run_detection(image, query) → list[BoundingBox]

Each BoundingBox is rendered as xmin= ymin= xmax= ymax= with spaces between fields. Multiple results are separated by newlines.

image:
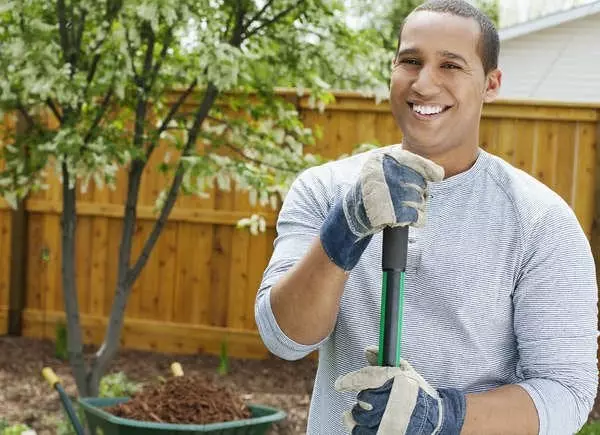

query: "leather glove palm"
xmin=320 ymin=148 xmax=444 ymax=271
xmin=335 ymin=347 xmax=466 ymax=435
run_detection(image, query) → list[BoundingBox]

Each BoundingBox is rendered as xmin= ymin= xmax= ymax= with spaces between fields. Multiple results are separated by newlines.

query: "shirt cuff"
xmin=255 ymin=286 xmax=328 ymax=360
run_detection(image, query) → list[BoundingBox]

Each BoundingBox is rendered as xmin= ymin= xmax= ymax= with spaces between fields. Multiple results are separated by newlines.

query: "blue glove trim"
xmin=438 ymin=388 xmax=467 ymax=435
xmin=320 ymin=199 xmax=372 ymax=271
xmin=352 ymin=379 xmax=393 ymax=429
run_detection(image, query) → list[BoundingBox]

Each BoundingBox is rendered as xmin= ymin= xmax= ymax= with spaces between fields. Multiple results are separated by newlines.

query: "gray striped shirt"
xmin=255 ymin=147 xmax=598 ymax=435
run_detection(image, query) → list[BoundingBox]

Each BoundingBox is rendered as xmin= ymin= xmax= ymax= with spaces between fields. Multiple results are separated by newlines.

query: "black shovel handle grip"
xmin=382 ymin=226 xmax=409 ymax=271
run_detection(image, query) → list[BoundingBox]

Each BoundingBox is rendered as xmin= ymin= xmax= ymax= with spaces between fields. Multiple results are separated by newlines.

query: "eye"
xmin=400 ymin=58 xmax=421 ymax=65
xmin=442 ymin=63 xmax=461 ymax=70
xmin=397 ymin=58 xmax=421 ymax=66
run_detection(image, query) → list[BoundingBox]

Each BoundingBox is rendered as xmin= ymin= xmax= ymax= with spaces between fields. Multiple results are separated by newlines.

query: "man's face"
xmin=390 ymin=11 xmax=501 ymax=158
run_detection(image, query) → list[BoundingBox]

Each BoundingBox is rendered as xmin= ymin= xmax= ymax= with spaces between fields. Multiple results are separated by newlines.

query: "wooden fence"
xmin=0 ymin=92 xmax=599 ymax=358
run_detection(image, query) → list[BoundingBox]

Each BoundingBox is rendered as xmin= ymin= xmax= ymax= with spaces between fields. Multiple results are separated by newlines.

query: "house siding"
xmin=498 ymin=13 xmax=600 ymax=103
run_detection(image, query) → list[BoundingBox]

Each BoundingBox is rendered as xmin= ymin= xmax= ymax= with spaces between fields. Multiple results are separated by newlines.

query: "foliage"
xmin=55 ymin=321 xmax=68 ymax=361
xmin=0 ymin=0 xmax=388 ymax=396
xmin=0 ymin=0 xmax=389 ymax=206
xmin=0 ymin=422 xmax=34 ymax=435
xmin=579 ymin=421 xmax=600 ymax=435
xmin=98 ymin=371 xmax=141 ymax=397
xmin=217 ymin=339 xmax=229 ymax=376
xmin=476 ymin=0 xmax=500 ymax=27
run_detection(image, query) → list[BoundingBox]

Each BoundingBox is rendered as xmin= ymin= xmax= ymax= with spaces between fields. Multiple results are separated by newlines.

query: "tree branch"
xmin=124 ymin=27 xmax=140 ymax=81
xmin=73 ymin=7 xmax=88 ymax=65
xmin=133 ymin=95 xmax=148 ymax=151
xmin=107 ymin=0 xmax=123 ymax=17
xmin=91 ymin=159 xmax=145 ymax=391
xmin=146 ymin=79 xmax=197 ymax=160
xmin=84 ymin=53 xmax=103 ymax=98
xmin=206 ymin=116 xmax=302 ymax=173
xmin=222 ymin=141 xmax=300 ymax=173
xmin=130 ymin=25 xmax=156 ymax=153
xmin=230 ymin=0 xmax=247 ymax=46
xmin=140 ymin=22 xmax=156 ymax=88
xmin=56 ymin=0 xmax=71 ymax=62
xmin=223 ymin=5 xmax=236 ymax=41
xmin=148 ymin=28 xmax=173 ymax=91
xmin=84 ymin=2 xmax=124 ymax=96
xmin=16 ymin=103 xmax=36 ymax=131
xmin=83 ymin=87 xmax=114 ymax=144
xmin=242 ymin=0 xmax=306 ymax=40
xmin=18 ymin=3 xmax=25 ymax=32
xmin=127 ymin=83 xmax=219 ymax=286
xmin=242 ymin=0 xmax=275 ymax=35
xmin=46 ymin=99 xmax=63 ymax=125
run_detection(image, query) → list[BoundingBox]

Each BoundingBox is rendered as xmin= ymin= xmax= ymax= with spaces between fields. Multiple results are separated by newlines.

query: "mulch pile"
xmin=106 ymin=375 xmax=251 ymax=425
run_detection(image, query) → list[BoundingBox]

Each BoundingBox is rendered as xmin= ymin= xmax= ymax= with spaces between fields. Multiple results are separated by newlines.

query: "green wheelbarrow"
xmin=42 ymin=363 xmax=287 ymax=435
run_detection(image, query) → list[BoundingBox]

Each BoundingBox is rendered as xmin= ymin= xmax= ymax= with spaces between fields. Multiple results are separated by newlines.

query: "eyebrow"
xmin=396 ymin=48 xmax=469 ymax=65
xmin=396 ymin=48 xmax=421 ymax=58
xmin=439 ymin=50 xmax=468 ymax=65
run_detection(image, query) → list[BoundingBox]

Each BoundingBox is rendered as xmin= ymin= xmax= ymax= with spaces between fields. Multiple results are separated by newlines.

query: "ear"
xmin=483 ymin=68 xmax=502 ymax=103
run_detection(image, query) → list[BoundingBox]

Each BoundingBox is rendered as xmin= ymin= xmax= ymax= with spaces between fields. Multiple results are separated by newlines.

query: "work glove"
xmin=335 ymin=347 xmax=466 ymax=435
xmin=319 ymin=148 xmax=444 ymax=271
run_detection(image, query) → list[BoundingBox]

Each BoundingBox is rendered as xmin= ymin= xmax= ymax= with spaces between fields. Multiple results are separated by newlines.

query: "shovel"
xmin=378 ymin=226 xmax=409 ymax=367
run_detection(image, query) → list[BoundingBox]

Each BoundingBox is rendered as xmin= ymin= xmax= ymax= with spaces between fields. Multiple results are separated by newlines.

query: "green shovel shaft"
xmin=379 ymin=226 xmax=409 ymax=367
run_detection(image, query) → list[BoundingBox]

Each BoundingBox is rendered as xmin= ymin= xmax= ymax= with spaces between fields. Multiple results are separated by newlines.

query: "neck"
xmin=402 ymin=142 xmax=480 ymax=179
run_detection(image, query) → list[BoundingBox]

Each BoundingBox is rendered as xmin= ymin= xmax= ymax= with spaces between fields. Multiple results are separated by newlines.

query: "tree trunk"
xmin=61 ymin=163 xmax=89 ymax=396
xmin=89 ymin=161 xmax=145 ymax=393
xmin=86 ymin=84 xmax=219 ymax=394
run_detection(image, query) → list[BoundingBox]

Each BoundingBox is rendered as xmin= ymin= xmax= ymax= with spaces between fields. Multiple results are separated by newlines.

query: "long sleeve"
xmin=514 ymin=203 xmax=598 ymax=434
xmin=254 ymin=166 xmax=333 ymax=360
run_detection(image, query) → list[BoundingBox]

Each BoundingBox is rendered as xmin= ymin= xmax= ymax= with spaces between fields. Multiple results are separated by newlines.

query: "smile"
xmin=408 ymin=102 xmax=452 ymax=119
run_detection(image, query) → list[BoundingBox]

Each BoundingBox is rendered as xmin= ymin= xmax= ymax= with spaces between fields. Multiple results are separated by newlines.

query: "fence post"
xmin=7 ymin=114 xmax=28 ymax=335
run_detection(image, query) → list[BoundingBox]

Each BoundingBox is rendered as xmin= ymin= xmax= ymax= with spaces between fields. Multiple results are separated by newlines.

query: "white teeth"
xmin=413 ymin=104 xmax=444 ymax=115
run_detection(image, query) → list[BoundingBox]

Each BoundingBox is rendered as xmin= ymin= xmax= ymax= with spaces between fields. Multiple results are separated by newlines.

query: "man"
xmin=255 ymin=1 xmax=598 ymax=434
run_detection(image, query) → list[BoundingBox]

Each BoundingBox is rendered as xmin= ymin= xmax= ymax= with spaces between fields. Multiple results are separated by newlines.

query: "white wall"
xmin=499 ymin=0 xmax=597 ymax=27
xmin=498 ymin=13 xmax=600 ymax=102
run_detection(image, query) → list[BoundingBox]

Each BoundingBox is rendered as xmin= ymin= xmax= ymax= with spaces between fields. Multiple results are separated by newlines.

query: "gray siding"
xmin=498 ymin=13 xmax=600 ymax=102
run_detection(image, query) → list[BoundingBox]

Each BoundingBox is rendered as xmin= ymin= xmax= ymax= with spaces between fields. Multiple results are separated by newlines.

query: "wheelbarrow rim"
xmin=78 ymin=397 xmax=287 ymax=431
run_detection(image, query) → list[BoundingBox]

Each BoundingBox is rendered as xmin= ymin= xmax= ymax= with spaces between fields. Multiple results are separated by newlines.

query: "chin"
xmin=401 ymin=135 xmax=444 ymax=153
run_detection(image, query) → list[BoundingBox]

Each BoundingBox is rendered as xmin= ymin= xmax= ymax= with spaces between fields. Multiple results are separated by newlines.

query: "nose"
xmin=411 ymin=65 xmax=441 ymax=97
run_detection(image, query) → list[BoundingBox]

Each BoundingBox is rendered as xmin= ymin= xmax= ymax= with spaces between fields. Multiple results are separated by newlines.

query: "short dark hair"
xmin=396 ymin=0 xmax=500 ymax=74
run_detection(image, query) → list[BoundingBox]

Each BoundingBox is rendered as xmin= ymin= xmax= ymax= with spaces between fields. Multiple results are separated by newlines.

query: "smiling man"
xmin=255 ymin=1 xmax=598 ymax=434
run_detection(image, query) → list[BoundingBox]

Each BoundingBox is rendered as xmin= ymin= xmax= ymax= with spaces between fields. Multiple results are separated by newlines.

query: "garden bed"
xmin=0 ymin=336 xmax=316 ymax=434
xmin=1 ymin=336 xmax=600 ymax=434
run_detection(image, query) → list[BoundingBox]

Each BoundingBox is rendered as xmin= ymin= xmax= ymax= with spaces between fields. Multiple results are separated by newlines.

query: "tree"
xmin=0 ymin=0 xmax=388 ymax=397
xmin=476 ymin=0 xmax=500 ymax=27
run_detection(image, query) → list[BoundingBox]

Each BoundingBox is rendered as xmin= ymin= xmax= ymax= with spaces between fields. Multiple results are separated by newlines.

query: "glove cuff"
xmin=438 ymin=387 xmax=467 ymax=435
xmin=320 ymin=200 xmax=372 ymax=271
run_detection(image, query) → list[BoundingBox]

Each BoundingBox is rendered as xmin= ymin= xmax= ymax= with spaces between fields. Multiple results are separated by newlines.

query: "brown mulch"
xmin=0 ymin=336 xmax=317 ymax=434
xmin=106 ymin=375 xmax=251 ymax=425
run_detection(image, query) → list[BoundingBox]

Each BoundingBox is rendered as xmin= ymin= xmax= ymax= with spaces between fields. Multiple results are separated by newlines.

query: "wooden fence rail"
xmin=0 ymin=92 xmax=599 ymax=358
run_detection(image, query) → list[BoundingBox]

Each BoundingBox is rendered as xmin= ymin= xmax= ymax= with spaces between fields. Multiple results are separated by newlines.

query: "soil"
xmin=2 ymin=335 xmax=600 ymax=434
xmin=106 ymin=375 xmax=252 ymax=424
xmin=0 ymin=336 xmax=317 ymax=434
